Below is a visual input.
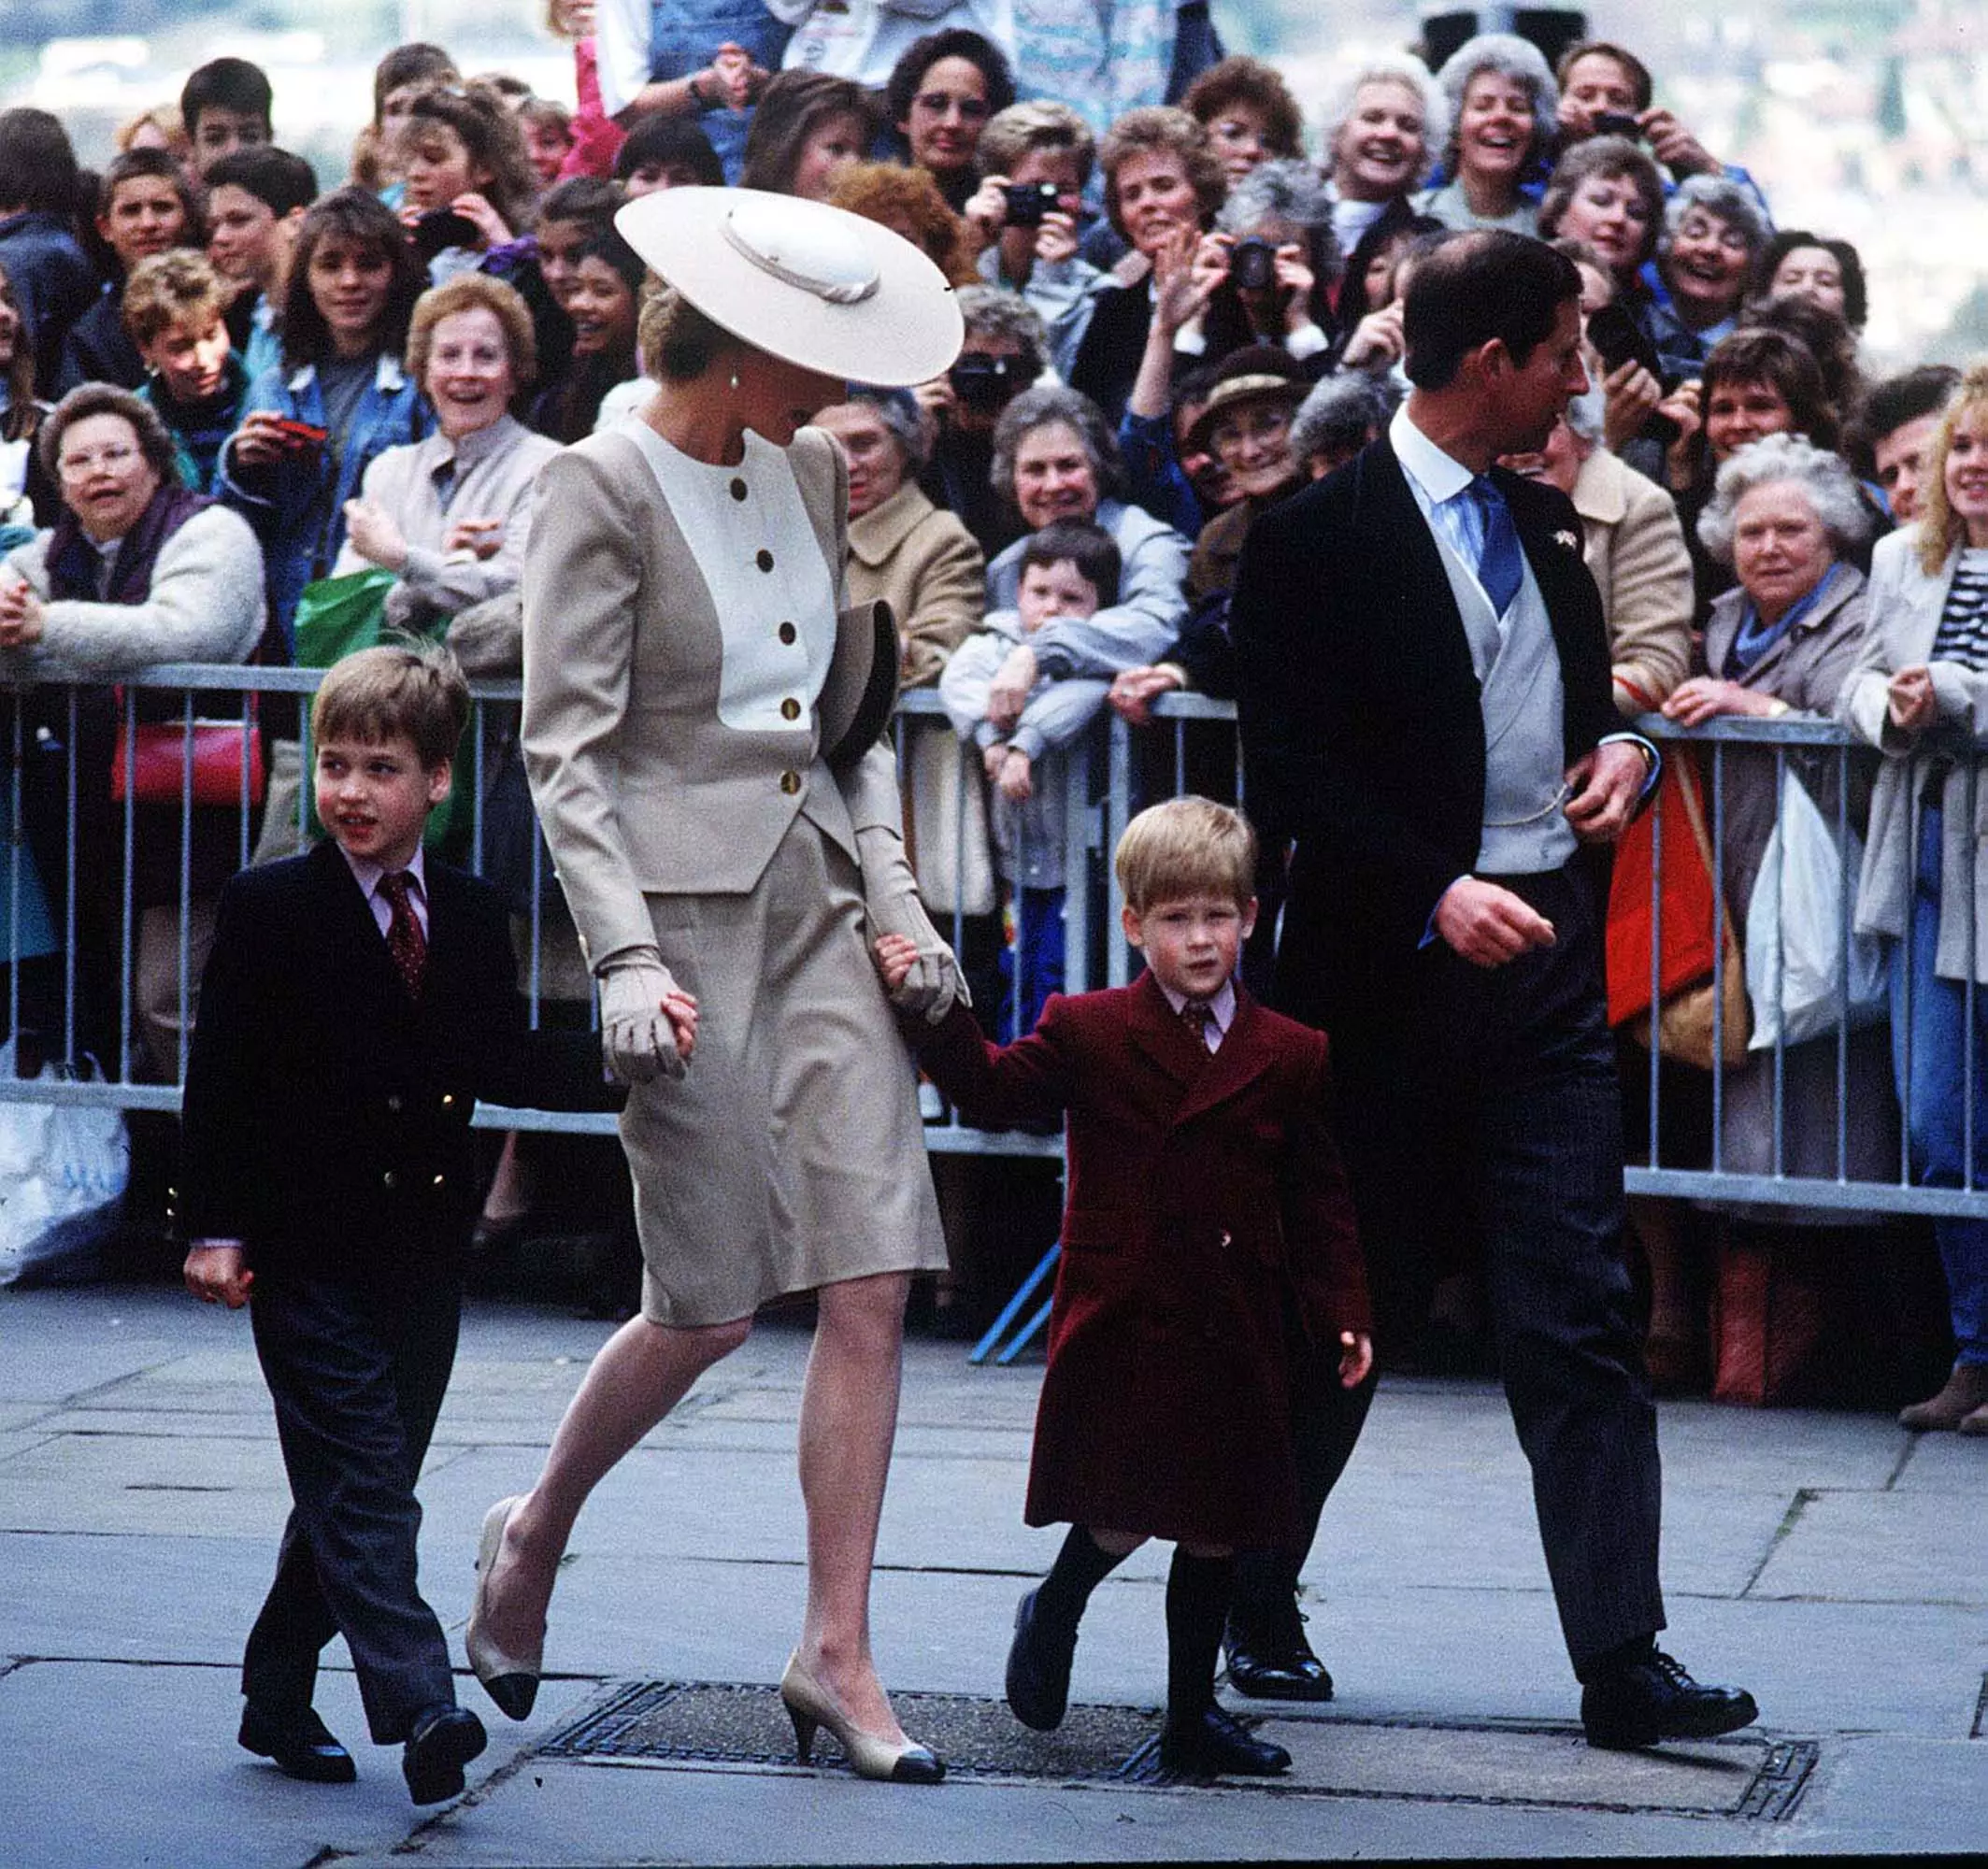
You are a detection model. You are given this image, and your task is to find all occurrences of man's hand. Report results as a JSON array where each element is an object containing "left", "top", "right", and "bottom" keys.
[
  {"left": 1888, "top": 664, "right": 1937, "bottom": 735},
  {"left": 1434, "top": 877, "right": 1556, "bottom": 968},
  {"left": 599, "top": 955, "right": 697, "bottom": 1083},
  {"left": 1638, "top": 107, "right": 1720, "bottom": 178},
  {"left": 1564, "top": 740, "right": 1651, "bottom": 844},
  {"left": 185, "top": 1243, "right": 254, "bottom": 1308},
  {"left": 987, "top": 644, "right": 1037, "bottom": 734}
]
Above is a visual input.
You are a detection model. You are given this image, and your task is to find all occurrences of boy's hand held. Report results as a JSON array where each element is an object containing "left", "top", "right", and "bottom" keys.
[
  {"left": 599, "top": 954, "right": 692, "bottom": 1083},
  {"left": 855, "top": 827, "right": 967, "bottom": 1024}
]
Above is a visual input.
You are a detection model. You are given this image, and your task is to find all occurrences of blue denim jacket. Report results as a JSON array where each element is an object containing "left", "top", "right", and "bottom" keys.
[{"left": 219, "top": 353, "right": 431, "bottom": 653}]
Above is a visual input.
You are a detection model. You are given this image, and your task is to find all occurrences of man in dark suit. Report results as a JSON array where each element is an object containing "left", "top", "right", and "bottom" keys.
[
  {"left": 1228, "top": 230, "right": 1757, "bottom": 1748},
  {"left": 179, "top": 645, "right": 620, "bottom": 1802}
]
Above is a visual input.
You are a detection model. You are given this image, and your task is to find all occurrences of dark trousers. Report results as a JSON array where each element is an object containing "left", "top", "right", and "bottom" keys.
[
  {"left": 1317, "top": 864, "right": 1666, "bottom": 1676},
  {"left": 244, "top": 1266, "right": 462, "bottom": 1742}
]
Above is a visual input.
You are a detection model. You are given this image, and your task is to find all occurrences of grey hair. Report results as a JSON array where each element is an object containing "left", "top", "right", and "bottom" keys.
[
  {"left": 1288, "top": 372, "right": 1393, "bottom": 466},
  {"left": 1659, "top": 173, "right": 1771, "bottom": 261},
  {"left": 1696, "top": 432, "right": 1872, "bottom": 565},
  {"left": 1218, "top": 157, "right": 1334, "bottom": 237},
  {"left": 1318, "top": 52, "right": 1447, "bottom": 189},
  {"left": 990, "top": 382, "right": 1123, "bottom": 512},
  {"left": 41, "top": 380, "right": 181, "bottom": 488},
  {"left": 1435, "top": 32, "right": 1558, "bottom": 163},
  {"left": 955, "top": 282, "right": 1048, "bottom": 376},
  {"left": 844, "top": 386, "right": 929, "bottom": 472}
]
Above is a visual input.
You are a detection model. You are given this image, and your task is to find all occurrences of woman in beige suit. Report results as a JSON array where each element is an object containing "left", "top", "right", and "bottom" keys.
[{"left": 464, "top": 190, "right": 966, "bottom": 1780}]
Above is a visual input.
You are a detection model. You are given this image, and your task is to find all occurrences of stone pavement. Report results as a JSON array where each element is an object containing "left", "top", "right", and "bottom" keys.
[{"left": 2, "top": 1281, "right": 1984, "bottom": 1865}]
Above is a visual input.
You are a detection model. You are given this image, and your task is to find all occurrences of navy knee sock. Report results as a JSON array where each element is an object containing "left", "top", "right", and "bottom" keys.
[
  {"left": 1035, "top": 1525, "right": 1125, "bottom": 1633},
  {"left": 1165, "top": 1548, "right": 1235, "bottom": 1727}
]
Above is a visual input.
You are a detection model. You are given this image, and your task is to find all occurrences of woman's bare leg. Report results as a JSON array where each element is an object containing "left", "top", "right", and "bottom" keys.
[
  {"left": 793, "top": 1270, "right": 913, "bottom": 1739},
  {"left": 478, "top": 1311, "right": 751, "bottom": 1658}
]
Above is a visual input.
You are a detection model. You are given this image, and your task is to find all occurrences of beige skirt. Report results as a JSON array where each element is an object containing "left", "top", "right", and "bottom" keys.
[{"left": 621, "top": 814, "right": 949, "bottom": 1326}]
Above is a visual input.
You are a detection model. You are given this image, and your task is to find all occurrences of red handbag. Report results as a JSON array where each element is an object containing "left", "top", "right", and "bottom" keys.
[{"left": 110, "top": 713, "right": 266, "bottom": 807}]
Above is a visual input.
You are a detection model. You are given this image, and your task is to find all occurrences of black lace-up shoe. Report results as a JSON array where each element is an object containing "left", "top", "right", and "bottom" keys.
[{"left": 1581, "top": 1649, "right": 1759, "bottom": 1749}]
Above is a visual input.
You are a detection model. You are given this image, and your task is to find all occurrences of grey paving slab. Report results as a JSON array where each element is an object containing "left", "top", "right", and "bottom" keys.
[
  {"left": 33, "top": 1407, "right": 278, "bottom": 1438},
  {"left": 1650, "top": 1403, "right": 1912, "bottom": 1492},
  {"left": 1748, "top": 1491, "right": 1988, "bottom": 1605},
  {"left": 1888, "top": 1427, "right": 1988, "bottom": 1492},
  {"left": 0, "top": 1431, "right": 293, "bottom": 1536},
  {"left": 0, "top": 1402, "right": 55, "bottom": 1431},
  {"left": 1783, "top": 1732, "right": 1988, "bottom": 1855}
]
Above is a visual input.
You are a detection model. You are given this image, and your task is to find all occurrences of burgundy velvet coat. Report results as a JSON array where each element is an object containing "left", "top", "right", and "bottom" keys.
[{"left": 916, "top": 972, "right": 1370, "bottom": 1548}]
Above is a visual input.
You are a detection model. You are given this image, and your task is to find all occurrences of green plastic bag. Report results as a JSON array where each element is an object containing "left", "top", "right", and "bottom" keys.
[
  {"left": 292, "top": 567, "right": 466, "bottom": 850},
  {"left": 293, "top": 566, "right": 396, "bottom": 669}
]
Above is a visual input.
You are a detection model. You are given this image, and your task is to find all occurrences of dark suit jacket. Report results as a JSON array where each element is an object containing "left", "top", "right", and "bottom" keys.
[
  {"left": 177, "top": 838, "right": 618, "bottom": 1277},
  {"left": 1231, "top": 434, "right": 1622, "bottom": 1027},
  {"left": 916, "top": 973, "right": 1368, "bottom": 1547}
]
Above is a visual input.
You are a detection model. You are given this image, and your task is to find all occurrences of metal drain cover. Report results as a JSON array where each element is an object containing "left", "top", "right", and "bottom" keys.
[{"left": 541, "top": 1683, "right": 1815, "bottom": 1818}]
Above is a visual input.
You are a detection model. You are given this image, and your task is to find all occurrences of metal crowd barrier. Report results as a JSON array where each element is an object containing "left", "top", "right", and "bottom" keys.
[{"left": 0, "top": 668, "right": 1981, "bottom": 1223}]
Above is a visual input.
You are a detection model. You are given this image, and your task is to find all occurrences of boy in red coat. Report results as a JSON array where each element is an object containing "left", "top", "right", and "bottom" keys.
[{"left": 876, "top": 797, "right": 1372, "bottom": 1777}]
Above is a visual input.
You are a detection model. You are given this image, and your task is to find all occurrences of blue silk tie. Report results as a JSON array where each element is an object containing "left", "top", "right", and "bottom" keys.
[{"left": 1469, "top": 476, "right": 1524, "bottom": 616}]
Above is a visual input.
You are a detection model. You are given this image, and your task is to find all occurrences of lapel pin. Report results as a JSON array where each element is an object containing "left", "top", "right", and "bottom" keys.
[{"left": 1553, "top": 529, "right": 1580, "bottom": 551}]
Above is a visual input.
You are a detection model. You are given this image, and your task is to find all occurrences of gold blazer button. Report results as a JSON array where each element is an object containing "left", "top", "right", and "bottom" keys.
[
  {"left": 779, "top": 769, "right": 801, "bottom": 794},
  {"left": 780, "top": 698, "right": 801, "bottom": 720}
]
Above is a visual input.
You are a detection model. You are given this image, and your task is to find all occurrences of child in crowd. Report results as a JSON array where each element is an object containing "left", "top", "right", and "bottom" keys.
[
  {"left": 60, "top": 149, "right": 204, "bottom": 395},
  {"left": 204, "top": 146, "right": 318, "bottom": 382},
  {"left": 179, "top": 643, "right": 619, "bottom": 1805},
  {"left": 353, "top": 42, "right": 462, "bottom": 199},
  {"left": 875, "top": 797, "right": 1372, "bottom": 1776},
  {"left": 179, "top": 56, "right": 275, "bottom": 178},
  {"left": 125, "top": 251, "right": 250, "bottom": 493},
  {"left": 520, "top": 96, "right": 577, "bottom": 189},
  {"left": 940, "top": 518, "right": 1120, "bottom": 1037}
]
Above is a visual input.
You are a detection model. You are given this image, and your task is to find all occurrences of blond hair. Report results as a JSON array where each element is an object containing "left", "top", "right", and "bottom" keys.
[
  {"left": 406, "top": 271, "right": 538, "bottom": 391},
  {"left": 1918, "top": 360, "right": 1988, "bottom": 577},
  {"left": 1113, "top": 797, "right": 1256, "bottom": 913},
  {"left": 121, "top": 249, "right": 229, "bottom": 350},
  {"left": 312, "top": 640, "right": 470, "bottom": 770}
]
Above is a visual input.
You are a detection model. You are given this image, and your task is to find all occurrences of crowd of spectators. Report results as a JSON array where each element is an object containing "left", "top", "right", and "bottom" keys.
[{"left": 0, "top": 19, "right": 1981, "bottom": 1412}]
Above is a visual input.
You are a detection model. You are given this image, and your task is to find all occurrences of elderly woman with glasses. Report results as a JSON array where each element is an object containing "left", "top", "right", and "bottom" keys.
[
  {"left": 1654, "top": 433, "right": 1893, "bottom": 1401},
  {"left": 0, "top": 382, "right": 265, "bottom": 1078}
]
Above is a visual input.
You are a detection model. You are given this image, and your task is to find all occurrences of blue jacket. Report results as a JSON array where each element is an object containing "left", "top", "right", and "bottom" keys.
[
  {"left": 219, "top": 352, "right": 431, "bottom": 652},
  {"left": 0, "top": 210, "right": 100, "bottom": 392}
]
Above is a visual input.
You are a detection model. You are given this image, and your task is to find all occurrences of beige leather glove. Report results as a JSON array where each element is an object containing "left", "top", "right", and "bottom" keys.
[
  {"left": 854, "top": 825, "right": 966, "bottom": 1024},
  {"left": 597, "top": 949, "right": 686, "bottom": 1084}
]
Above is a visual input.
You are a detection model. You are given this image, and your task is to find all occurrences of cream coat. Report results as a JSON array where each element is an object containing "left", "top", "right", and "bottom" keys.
[
  {"left": 521, "top": 422, "right": 902, "bottom": 971},
  {"left": 844, "top": 478, "right": 994, "bottom": 918},
  {"left": 1840, "top": 526, "right": 1988, "bottom": 983},
  {"left": 1570, "top": 446, "right": 1694, "bottom": 717}
]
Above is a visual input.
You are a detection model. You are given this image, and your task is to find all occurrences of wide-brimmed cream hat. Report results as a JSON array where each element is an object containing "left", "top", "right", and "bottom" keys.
[{"left": 615, "top": 187, "right": 963, "bottom": 387}]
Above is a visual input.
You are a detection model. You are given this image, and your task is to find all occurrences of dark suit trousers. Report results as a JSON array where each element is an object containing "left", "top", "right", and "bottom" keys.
[
  {"left": 1337, "top": 865, "right": 1666, "bottom": 1676},
  {"left": 243, "top": 1267, "right": 461, "bottom": 1742}
]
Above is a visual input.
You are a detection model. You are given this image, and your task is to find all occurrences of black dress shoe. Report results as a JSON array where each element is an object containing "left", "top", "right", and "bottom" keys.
[
  {"left": 1581, "top": 1649, "right": 1760, "bottom": 1749},
  {"left": 1005, "top": 1586, "right": 1079, "bottom": 1732},
  {"left": 1158, "top": 1704, "right": 1292, "bottom": 1777},
  {"left": 238, "top": 1704, "right": 357, "bottom": 1784},
  {"left": 1225, "top": 1614, "right": 1335, "bottom": 1702},
  {"left": 402, "top": 1704, "right": 488, "bottom": 1805}
]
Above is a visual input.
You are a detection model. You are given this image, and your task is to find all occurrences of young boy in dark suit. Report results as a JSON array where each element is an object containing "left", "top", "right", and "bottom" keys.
[
  {"left": 179, "top": 642, "right": 620, "bottom": 1804},
  {"left": 875, "top": 797, "right": 1373, "bottom": 1776}
]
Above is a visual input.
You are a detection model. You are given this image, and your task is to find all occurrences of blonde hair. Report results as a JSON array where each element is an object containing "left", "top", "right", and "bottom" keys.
[
  {"left": 1113, "top": 797, "right": 1256, "bottom": 913},
  {"left": 1918, "top": 359, "right": 1988, "bottom": 577},
  {"left": 406, "top": 271, "right": 538, "bottom": 390},
  {"left": 312, "top": 640, "right": 470, "bottom": 770},
  {"left": 121, "top": 249, "right": 229, "bottom": 350}
]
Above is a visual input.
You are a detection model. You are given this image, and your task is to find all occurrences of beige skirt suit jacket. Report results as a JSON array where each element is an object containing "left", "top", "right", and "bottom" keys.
[{"left": 522, "top": 419, "right": 945, "bottom": 1325}]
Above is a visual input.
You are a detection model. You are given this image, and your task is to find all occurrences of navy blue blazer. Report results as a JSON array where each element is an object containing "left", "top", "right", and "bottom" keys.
[{"left": 177, "top": 838, "right": 618, "bottom": 1276}]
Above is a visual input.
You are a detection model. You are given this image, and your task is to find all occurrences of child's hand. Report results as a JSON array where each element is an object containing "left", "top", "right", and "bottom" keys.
[
  {"left": 874, "top": 933, "right": 920, "bottom": 993},
  {"left": 981, "top": 740, "right": 1010, "bottom": 782},
  {"left": 986, "top": 644, "right": 1037, "bottom": 734},
  {"left": 185, "top": 1243, "right": 254, "bottom": 1309},
  {"left": 1338, "top": 1330, "right": 1373, "bottom": 1388},
  {"left": 996, "top": 746, "right": 1033, "bottom": 802}
]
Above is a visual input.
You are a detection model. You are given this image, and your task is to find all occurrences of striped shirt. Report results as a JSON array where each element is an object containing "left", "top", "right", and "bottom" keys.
[{"left": 1930, "top": 548, "right": 1988, "bottom": 670}]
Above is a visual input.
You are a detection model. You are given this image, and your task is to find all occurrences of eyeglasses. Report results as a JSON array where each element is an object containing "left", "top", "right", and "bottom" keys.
[{"left": 57, "top": 443, "right": 141, "bottom": 478}]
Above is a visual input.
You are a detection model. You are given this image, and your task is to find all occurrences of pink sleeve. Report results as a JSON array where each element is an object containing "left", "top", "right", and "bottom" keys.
[{"left": 558, "top": 40, "right": 626, "bottom": 180}]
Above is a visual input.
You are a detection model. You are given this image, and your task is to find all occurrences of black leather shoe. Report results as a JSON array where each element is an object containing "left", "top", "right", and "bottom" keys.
[
  {"left": 1581, "top": 1650, "right": 1759, "bottom": 1749},
  {"left": 402, "top": 1704, "right": 487, "bottom": 1805},
  {"left": 238, "top": 1704, "right": 357, "bottom": 1784},
  {"left": 1224, "top": 1613, "right": 1335, "bottom": 1702},
  {"left": 1005, "top": 1586, "right": 1079, "bottom": 1732},
  {"left": 1158, "top": 1704, "right": 1292, "bottom": 1777}
]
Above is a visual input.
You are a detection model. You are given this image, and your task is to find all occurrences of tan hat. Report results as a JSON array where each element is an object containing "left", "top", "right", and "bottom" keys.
[
  {"left": 614, "top": 187, "right": 964, "bottom": 387},
  {"left": 1183, "top": 371, "right": 1309, "bottom": 455}
]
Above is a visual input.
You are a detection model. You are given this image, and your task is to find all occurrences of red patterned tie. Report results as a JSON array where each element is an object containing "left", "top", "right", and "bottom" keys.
[
  {"left": 1180, "top": 999, "right": 1212, "bottom": 1050},
  {"left": 379, "top": 871, "right": 427, "bottom": 1002}
]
